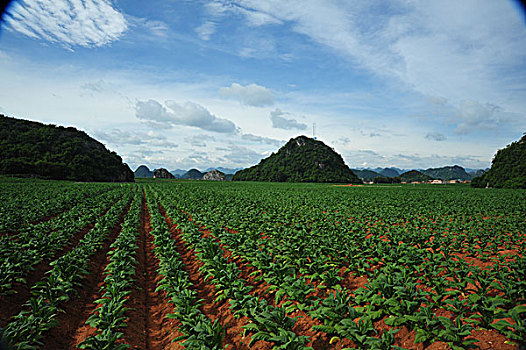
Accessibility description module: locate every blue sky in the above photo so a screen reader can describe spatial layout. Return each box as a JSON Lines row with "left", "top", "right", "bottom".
{"left": 0, "top": 0, "right": 525, "bottom": 171}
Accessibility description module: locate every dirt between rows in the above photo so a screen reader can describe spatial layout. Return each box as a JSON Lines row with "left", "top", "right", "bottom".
{"left": 168, "top": 209, "right": 520, "bottom": 350}
{"left": 40, "top": 200, "right": 131, "bottom": 349}
{"left": 160, "top": 207, "right": 261, "bottom": 349}
{"left": 122, "top": 193, "right": 184, "bottom": 350}
{"left": 0, "top": 202, "right": 117, "bottom": 328}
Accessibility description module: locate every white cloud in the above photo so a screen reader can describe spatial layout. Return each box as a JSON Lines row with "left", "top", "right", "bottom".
{"left": 344, "top": 149, "right": 489, "bottom": 169}
{"left": 236, "top": 7, "right": 282, "bottom": 26}
{"left": 135, "top": 99, "right": 238, "bottom": 134}
{"left": 94, "top": 129, "right": 178, "bottom": 148}
{"left": 7, "top": 0, "right": 127, "bottom": 48}
{"left": 222, "top": 144, "right": 265, "bottom": 165}
{"left": 196, "top": 21, "right": 216, "bottom": 40}
{"left": 219, "top": 83, "right": 275, "bottom": 106}
{"left": 241, "top": 133, "right": 283, "bottom": 146}
{"left": 452, "top": 100, "right": 512, "bottom": 135}
{"left": 270, "top": 109, "right": 307, "bottom": 130}
{"left": 228, "top": 0, "right": 526, "bottom": 129}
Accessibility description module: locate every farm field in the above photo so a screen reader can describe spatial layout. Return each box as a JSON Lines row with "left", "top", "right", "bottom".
{"left": 0, "top": 178, "right": 525, "bottom": 349}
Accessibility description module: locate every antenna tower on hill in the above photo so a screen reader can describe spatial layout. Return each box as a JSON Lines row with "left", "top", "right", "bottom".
{"left": 313, "top": 122, "right": 317, "bottom": 140}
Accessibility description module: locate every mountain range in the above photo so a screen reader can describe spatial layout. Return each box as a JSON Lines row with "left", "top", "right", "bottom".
{"left": 351, "top": 165, "right": 486, "bottom": 181}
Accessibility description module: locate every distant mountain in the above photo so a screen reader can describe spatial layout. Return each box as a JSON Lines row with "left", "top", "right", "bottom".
{"left": 233, "top": 136, "right": 362, "bottom": 183}
{"left": 206, "top": 167, "right": 243, "bottom": 175}
{"left": 134, "top": 165, "right": 153, "bottom": 178}
{"left": 183, "top": 169, "right": 204, "bottom": 180}
{"left": 378, "top": 168, "right": 400, "bottom": 178}
{"left": 203, "top": 169, "right": 226, "bottom": 181}
{"left": 399, "top": 170, "right": 432, "bottom": 182}
{"left": 351, "top": 169, "right": 381, "bottom": 180}
{"left": 0, "top": 115, "right": 134, "bottom": 182}
{"left": 422, "top": 165, "right": 471, "bottom": 181}
{"left": 154, "top": 168, "right": 175, "bottom": 179}
{"left": 371, "top": 167, "right": 403, "bottom": 176}
{"left": 171, "top": 169, "right": 187, "bottom": 177}
{"left": 468, "top": 169, "right": 487, "bottom": 178}
{"left": 472, "top": 134, "right": 526, "bottom": 188}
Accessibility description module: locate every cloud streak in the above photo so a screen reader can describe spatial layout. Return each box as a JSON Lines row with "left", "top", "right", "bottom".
{"left": 7, "top": 0, "right": 127, "bottom": 48}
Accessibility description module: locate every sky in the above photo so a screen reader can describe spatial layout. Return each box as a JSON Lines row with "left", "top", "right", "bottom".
{"left": 0, "top": 0, "right": 525, "bottom": 171}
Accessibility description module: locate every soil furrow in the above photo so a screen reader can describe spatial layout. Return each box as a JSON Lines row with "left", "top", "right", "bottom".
{"left": 160, "top": 208, "right": 362, "bottom": 349}
{"left": 160, "top": 209, "right": 258, "bottom": 350}
{"left": 0, "top": 203, "right": 116, "bottom": 328}
{"left": 40, "top": 200, "right": 131, "bottom": 349}
{"left": 123, "top": 192, "right": 183, "bottom": 350}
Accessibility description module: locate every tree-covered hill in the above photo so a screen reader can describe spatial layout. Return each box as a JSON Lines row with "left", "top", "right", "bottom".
{"left": 422, "top": 165, "right": 471, "bottom": 181}
{"left": 0, "top": 115, "right": 134, "bottom": 182}
{"left": 183, "top": 169, "right": 205, "bottom": 180}
{"left": 134, "top": 165, "right": 153, "bottom": 178}
{"left": 472, "top": 134, "right": 526, "bottom": 189}
{"left": 233, "top": 136, "right": 362, "bottom": 183}
{"left": 351, "top": 169, "right": 381, "bottom": 181}
{"left": 399, "top": 170, "right": 432, "bottom": 182}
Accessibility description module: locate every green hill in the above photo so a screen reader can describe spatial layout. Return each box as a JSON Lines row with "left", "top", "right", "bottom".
{"left": 233, "top": 136, "right": 362, "bottom": 183}
{"left": 134, "top": 165, "right": 153, "bottom": 178}
{"left": 183, "top": 169, "right": 204, "bottom": 180}
{"left": 399, "top": 170, "right": 432, "bottom": 182}
{"left": 0, "top": 115, "right": 134, "bottom": 182}
{"left": 351, "top": 169, "right": 380, "bottom": 180}
{"left": 379, "top": 168, "right": 400, "bottom": 178}
{"left": 422, "top": 165, "right": 471, "bottom": 181}
{"left": 472, "top": 134, "right": 526, "bottom": 189}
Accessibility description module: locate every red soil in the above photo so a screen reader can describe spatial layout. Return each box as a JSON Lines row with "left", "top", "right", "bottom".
{"left": 40, "top": 201, "right": 130, "bottom": 349}
{"left": 122, "top": 193, "right": 184, "bottom": 350}
{"left": 160, "top": 207, "right": 273, "bottom": 350}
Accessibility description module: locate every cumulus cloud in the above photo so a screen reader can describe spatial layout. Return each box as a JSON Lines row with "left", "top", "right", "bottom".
{"left": 425, "top": 132, "right": 447, "bottom": 141}
{"left": 219, "top": 83, "right": 275, "bottom": 107}
{"left": 136, "top": 99, "right": 238, "bottom": 134}
{"left": 270, "top": 109, "right": 307, "bottom": 130}
{"left": 7, "top": 0, "right": 127, "bottom": 48}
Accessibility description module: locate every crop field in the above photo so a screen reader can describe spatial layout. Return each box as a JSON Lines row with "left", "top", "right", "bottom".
{"left": 0, "top": 178, "right": 525, "bottom": 350}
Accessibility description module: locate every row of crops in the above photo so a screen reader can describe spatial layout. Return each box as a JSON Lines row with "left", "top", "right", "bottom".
{"left": 0, "top": 178, "right": 525, "bottom": 349}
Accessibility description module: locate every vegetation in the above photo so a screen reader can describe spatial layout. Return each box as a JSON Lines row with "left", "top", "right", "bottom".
{"left": 233, "top": 136, "right": 362, "bottom": 183}
{"left": 0, "top": 115, "right": 133, "bottom": 182}
{"left": 399, "top": 170, "right": 432, "bottom": 182}
{"left": 182, "top": 169, "right": 205, "bottom": 180}
{"left": 351, "top": 169, "right": 381, "bottom": 180}
{"left": 1, "top": 178, "right": 525, "bottom": 349}
{"left": 134, "top": 165, "right": 153, "bottom": 178}
{"left": 422, "top": 165, "right": 471, "bottom": 181}
{"left": 472, "top": 134, "right": 526, "bottom": 189}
